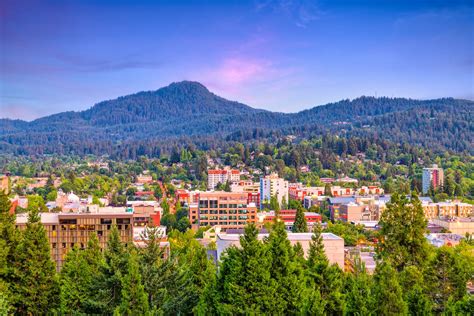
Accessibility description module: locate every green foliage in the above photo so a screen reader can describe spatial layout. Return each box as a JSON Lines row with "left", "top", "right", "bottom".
{"left": 11, "top": 207, "right": 59, "bottom": 314}
{"left": 378, "top": 191, "right": 429, "bottom": 271}
{"left": 372, "top": 262, "right": 408, "bottom": 315}
{"left": 292, "top": 203, "right": 308, "bottom": 233}
{"left": 116, "top": 250, "right": 149, "bottom": 315}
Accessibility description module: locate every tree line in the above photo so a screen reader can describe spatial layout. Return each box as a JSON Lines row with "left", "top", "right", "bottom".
{"left": 1, "top": 189, "right": 473, "bottom": 315}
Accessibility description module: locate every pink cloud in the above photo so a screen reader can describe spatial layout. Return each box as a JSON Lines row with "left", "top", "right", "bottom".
{"left": 217, "top": 57, "right": 272, "bottom": 84}
{"left": 198, "top": 57, "right": 296, "bottom": 95}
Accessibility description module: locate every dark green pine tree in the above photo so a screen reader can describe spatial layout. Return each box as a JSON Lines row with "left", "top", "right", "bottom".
{"left": 60, "top": 232, "right": 105, "bottom": 314}
{"left": 292, "top": 203, "right": 308, "bottom": 233}
{"left": 139, "top": 227, "right": 187, "bottom": 314}
{"left": 344, "top": 271, "right": 374, "bottom": 315}
{"left": 211, "top": 224, "right": 275, "bottom": 314}
{"left": 116, "top": 249, "right": 149, "bottom": 315}
{"left": 0, "top": 190, "right": 18, "bottom": 307}
{"left": 12, "top": 207, "right": 59, "bottom": 314}
{"left": 306, "top": 223, "right": 344, "bottom": 315}
{"left": 99, "top": 225, "right": 128, "bottom": 314}
{"left": 378, "top": 191, "right": 429, "bottom": 271}
{"left": 372, "top": 262, "right": 407, "bottom": 315}
{"left": 60, "top": 247, "right": 91, "bottom": 313}
{"left": 267, "top": 220, "right": 306, "bottom": 314}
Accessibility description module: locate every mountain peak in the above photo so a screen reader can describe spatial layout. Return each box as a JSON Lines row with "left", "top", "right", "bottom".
{"left": 162, "top": 80, "right": 210, "bottom": 94}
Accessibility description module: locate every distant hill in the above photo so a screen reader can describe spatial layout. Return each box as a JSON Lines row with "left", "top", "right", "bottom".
{"left": 1, "top": 81, "right": 473, "bottom": 156}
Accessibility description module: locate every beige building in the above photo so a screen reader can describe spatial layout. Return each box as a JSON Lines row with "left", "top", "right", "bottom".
{"left": 216, "top": 232, "right": 345, "bottom": 269}
{"left": 189, "top": 191, "right": 257, "bottom": 231}
{"left": 16, "top": 210, "right": 134, "bottom": 270}
{"left": 430, "top": 218, "right": 474, "bottom": 235}
{"left": 422, "top": 201, "right": 473, "bottom": 218}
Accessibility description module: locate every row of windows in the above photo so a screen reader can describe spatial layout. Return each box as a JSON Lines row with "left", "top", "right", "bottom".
{"left": 200, "top": 209, "right": 252, "bottom": 214}
{"left": 201, "top": 221, "right": 251, "bottom": 226}
{"left": 200, "top": 216, "right": 253, "bottom": 220}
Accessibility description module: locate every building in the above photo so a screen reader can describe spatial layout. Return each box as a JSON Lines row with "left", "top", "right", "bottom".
{"left": 189, "top": 191, "right": 258, "bottom": 231}
{"left": 260, "top": 173, "right": 288, "bottom": 209}
{"left": 356, "top": 186, "right": 384, "bottom": 196}
{"left": 336, "top": 176, "right": 359, "bottom": 184}
{"left": 207, "top": 169, "right": 240, "bottom": 189}
{"left": 330, "top": 186, "right": 355, "bottom": 197}
{"left": 136, "top": 174, "right": 153, "bottom": 184}
{"left": 422, "top": 201, "right": 473, "bottom": 218}
{"left": 288, "top": 183, "right": 324, "bottom": 201}
{"left": 0, "top": 174, "right": 9, "bottom": 194}
{"left": 329, "top": 196, "right": 381, "bottom": 222}
{"left": 216, "top": 231, "right": 345, "bottom": 268}
{"left": 422, "top": 164, "right": 444, "bottom": 194}
{"left": 16, "top": 209, "right": 134, "bottom": 270}
{"left": 430, "top": 218, "right": 474, "bottom": 235}
{"left": 339, "top": 201, "right": 380, "bottom": 222}
{"left": 257, "top": 209, "right": 322, "bottom": 231}
{"left": 426, "top": 233, "right": 464, "bottom": 247}
{"left": 303, "top": 195, "right": 328, "bottom": 210}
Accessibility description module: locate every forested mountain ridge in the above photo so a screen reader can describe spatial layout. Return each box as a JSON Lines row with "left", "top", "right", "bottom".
{"left": 1, "top": 81, "right": 473, "bottom": 155}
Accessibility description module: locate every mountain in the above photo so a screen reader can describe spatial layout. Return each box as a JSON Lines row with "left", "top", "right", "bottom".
{"left": 1, "top": 81, "right": 473, "bottom": 156}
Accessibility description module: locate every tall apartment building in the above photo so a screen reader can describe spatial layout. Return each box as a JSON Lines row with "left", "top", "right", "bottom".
{"left": 16, "top": 210, "right": 133, "bottom": 270}
{"left": 207, "top": 169, "right": 240, "bottom": 189}
{"left": 260, "top": 173, "right": 288, "bottom": 209}
{"left": 189, "top": 191, "right": 257, "bottom": 231}
{"left": 422, "top": 164, "right": 444, "bottom": 194}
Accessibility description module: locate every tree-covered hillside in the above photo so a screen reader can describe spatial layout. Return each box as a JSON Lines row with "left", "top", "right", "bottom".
{"left": 1, "top": 81, "right": 472, "bottom": 155}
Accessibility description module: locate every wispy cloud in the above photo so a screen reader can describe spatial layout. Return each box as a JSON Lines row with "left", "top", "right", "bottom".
{"left": 55, "top": 54, "right": 163, "bottom": 73}
{"left": 255, "top": 0, "right": 321, "bottom": 27}
{"left": 1, "top": 54, "right": 163, "bottom": 76}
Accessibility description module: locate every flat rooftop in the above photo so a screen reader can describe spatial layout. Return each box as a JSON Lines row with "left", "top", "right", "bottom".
{"left": 217, "top": 232, "right": 343, "bottom": 241}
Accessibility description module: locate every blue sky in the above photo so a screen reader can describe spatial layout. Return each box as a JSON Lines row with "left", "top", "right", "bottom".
{"left": 1, "top": 0, "right": 473, "bottom": 120}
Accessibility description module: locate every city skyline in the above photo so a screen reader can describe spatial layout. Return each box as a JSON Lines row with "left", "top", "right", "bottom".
{"left": 1, "top": 0, "right": 473, "bottom": 120}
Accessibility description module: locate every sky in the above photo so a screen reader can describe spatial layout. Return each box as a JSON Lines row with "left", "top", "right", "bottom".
{"left": 1, "top": 0, "right": 473, "bottom": 120}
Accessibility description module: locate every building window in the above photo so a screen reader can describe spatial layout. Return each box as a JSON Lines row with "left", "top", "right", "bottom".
{"left": 101, "top": 218, "right": 112, "bottom": 225}
{"left": 52, "top": 243, "right": 56, "bottom": 248}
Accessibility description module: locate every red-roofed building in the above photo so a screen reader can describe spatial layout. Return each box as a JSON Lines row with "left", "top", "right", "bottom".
{"left": 257, "top": 209, "right": 322, "bottom": 231}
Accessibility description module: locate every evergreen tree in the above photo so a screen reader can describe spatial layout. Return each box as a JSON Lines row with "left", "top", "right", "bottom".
{"left": 99, "top": 225, "right": 128, "bottom": 314}
{"left": 60, "top": 247, "right": 92, "bottom": 313}
{"left": 12, "top": 208, "right": 59, "bottom": 314}
{"left": 372, "top": 262, "right": 407, "bottom": 315}
{"left": 267, "top": 220, "right": 306, "bottom": 313}
{"left": 270, "top": 195, "right": 280, "bottom": 213}
{"left": 324, "top": 183, "right": 333, "bottom": 197}
{"left": 214, "top": 224, "right": 276, "bottom": 314}
{"left": 306, "top": 223, "right": 344, "bottom": 314}
{"left": 426, "top": 246, "right": 469, "bottom": 313}
{"left": 378, "top": 191, "right": 429, "bottom": 271}
{"left": 116, "top": 250, "right": 149, "bottom": 315}
{"left": 344, "top": 271, "right": 374, "bottom": 315}
{"left": 292, "top": 203, "right": 308, "bottom": 233}
{"left": 0, "top": 190, "right": 18, "bottom": 305}
{"left": 399, "top": 266, "right": 432, "bottom": 315}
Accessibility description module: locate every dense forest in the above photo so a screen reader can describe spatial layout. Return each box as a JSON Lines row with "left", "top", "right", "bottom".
{"left": 1, "top": 81, "right": 472, "bottom": 155}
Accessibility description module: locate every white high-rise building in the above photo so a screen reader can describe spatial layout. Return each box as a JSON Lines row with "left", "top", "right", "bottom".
{"left": 260, "top": 173, "right": 288, "bottom": 209}
{"left": 207, "top": 169, "right": 240, "bottom": 189}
